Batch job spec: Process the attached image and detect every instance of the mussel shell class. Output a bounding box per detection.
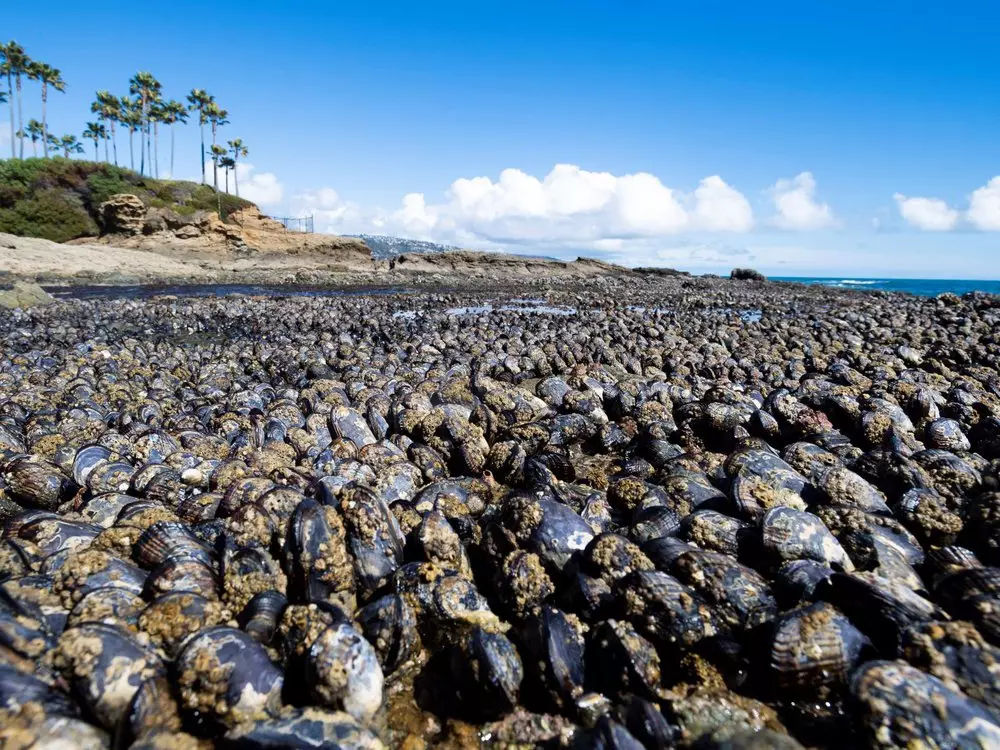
[519,605,586,710]
[221,706,385,749]
[770,601,869,698]
[0,662,77,716]
[306,621,384,723]
[355,593,419,674]
[448,626,523,719]
[53,622,165,729]
[617,569,720,649]
[175,625,284,727]
[850,660,1000,747]
[761,506,853,571]
[671,550,777,631]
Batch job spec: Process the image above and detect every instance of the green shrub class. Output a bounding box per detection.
[86,172,140,209]
[0,158,258,240]
[0,188,98,242]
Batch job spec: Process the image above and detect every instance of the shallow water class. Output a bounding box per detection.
[776,277,1000,297]
[44,284,413,301]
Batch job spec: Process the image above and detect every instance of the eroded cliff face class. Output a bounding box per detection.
[95,195,373,268]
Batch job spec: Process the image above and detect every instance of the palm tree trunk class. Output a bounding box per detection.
[129,130,134,170]
[139,99,146,175]
[16,74,23,159]
[234,159,239,197]
[154,121,160,178]
[211,123,218,191]
[5,73,13,158]
[170,124,175,177]
[225,168,229,194]
[199,121,205,184]
[110,121,117,165]
[93,141,98,161]
[41,85,49,158]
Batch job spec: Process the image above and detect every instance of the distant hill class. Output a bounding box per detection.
[348,233,563,263]
[0,158,253,244]
[346,234,463,259]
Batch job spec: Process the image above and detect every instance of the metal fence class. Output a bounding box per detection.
[271,215,314,233]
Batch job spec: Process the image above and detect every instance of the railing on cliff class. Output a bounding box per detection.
[269,215,314,233]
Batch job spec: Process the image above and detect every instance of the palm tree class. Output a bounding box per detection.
[2,42,30,158]
[186,89,214,184]
[227,138,248,197]
[219,155,235,193]
[0,46,11,158]
[28,62,65,158]
[92,90,120,164]
[158,100,187,178]
[209,143,226,186]
[205,103,229,191]
[24,118,43,157]
[129,71,161,176]
[82,121,105,161]
[120,97,142,171]
[59,134,83,159]
[150,99,165,178]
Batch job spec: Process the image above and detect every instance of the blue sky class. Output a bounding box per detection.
[5,1,1000,277]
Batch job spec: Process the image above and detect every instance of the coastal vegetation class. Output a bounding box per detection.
[1,40,249,193]
[0,157,252,242]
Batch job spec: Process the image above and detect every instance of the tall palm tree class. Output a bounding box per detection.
[24,118,42,157]
[2,42,30,158]
[186,89,214,184]
[205,103,229,191]
[92,90,120,164]
[120,97,142,171]
[59,134,83,158]
[82,121,105,161]
[28,62,65,158]
[150,99,165,178]
[0,45,11,158]
[219,155,235,194]
[159,99,187,177]
[227,138,248,197]
[129,71,161,176]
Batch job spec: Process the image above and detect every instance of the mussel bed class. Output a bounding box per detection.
[2,278,1000,748]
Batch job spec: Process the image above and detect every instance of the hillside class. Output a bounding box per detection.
[0,158,254,243]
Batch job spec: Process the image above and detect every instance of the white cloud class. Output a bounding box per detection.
[893,192,959,231]
[769,172,838,230]
[967,177,1000,231]
[694,175,754,232]
[292,164,755,245]
[202,162,284,205]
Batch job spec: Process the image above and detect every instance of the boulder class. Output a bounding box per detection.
[98,194,147,235]
[0,281,55,309]
[730,268,767,281]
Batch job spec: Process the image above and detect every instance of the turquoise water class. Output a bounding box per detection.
[774,277,1000,297]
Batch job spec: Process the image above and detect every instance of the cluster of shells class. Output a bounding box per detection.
[1,282,1000,749]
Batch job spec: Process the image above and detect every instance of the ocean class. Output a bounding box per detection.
[773,277,1000,297]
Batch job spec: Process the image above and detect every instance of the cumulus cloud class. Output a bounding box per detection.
[967,177,1000,231]
[768,172,838,230]
[295,164,756,245]
[202,162,284,205]
[893,193,959,231]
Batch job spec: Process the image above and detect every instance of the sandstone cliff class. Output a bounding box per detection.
[93,195,372,268]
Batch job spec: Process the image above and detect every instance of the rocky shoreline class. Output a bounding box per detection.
[2,273,1000,748]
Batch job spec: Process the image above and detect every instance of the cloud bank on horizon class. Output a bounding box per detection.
[246,163,1000,277]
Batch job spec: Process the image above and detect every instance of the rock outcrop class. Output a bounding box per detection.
[95,196,372,268]
[730,268,767,281]
[0,281,55,309]
[98,194,147,235]
[389,251,632,278]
